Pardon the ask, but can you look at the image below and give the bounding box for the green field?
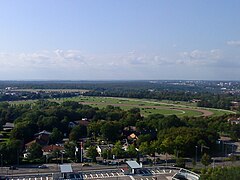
[53,96,235,117]
[9,96,236,117]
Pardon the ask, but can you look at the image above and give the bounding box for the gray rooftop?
[60,164,73,173]
[126,161,142,169]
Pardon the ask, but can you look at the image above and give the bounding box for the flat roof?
[126,161,142,169]
[60,164,73,173]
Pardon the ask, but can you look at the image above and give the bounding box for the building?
[42,144,64,156]
[125,161,142,174]
[228,117,240,125]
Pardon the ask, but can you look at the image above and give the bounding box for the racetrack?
[80,102,213,117]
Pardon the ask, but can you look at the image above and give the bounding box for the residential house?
[25,130,51,150]
[228,117,240,125]
[42,144,64,156]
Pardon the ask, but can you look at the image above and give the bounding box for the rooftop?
[126,161,142,169]
[60,164,73,173]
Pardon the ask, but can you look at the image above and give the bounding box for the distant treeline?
[0,80,229,92]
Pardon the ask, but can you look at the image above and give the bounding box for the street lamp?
[195,146,198,163]
[0,154,2,175]
[212,158,216,169]
[0,154,3,167]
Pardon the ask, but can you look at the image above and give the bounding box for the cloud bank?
[0,48,238,80]
[227,40,240,46]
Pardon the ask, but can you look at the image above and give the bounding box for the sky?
[0,0,240,81]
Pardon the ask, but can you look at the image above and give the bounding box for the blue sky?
[0,0,240,80]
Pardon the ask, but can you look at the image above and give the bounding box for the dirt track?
[80,102,214,117]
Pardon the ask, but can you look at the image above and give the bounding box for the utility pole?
[0,154,2,175]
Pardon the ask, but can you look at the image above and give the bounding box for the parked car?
[82,163,91,167]
[38,165,48,169]
[9,166,17,170]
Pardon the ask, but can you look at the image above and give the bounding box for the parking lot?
[80,169,126,179]
[5,167,179,180]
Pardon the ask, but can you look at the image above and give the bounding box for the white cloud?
[118,51,171,66]
[0,48,238,80]
[0,50,87,70]
[178,49,222,66]
[227,40,240,46]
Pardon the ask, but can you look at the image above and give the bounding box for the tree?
[86,146,98,162]
[100,122,121,142]
[87,121,102,138]
[37,116,58,131]
[50,128,63,144]
[112,141,125,158]
[28,143,43,160]
[137,134,152,145]
[102,149,112,159]
[0,139,22,165]
[127,144,138,158]
[201,166,240,180]
[69,125,87,141]
[176,157,185,168]
[10,121,38,143]
[64,141,76,159]
[158,115,185,130]
[201,153,211,167]
[139,142,150,156]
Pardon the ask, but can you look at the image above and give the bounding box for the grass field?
[53,96,235,117]
[9,96,236,117]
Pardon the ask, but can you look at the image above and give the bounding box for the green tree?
[28,143,43,160]
[100,122,121,142]
[139,142,150,156]
[176,157,185,168]
[64,141,76,159]
[0,139,22,165]
[127,144,138,158]
[201,166,240,180]
[158,115,185,130]
[102,149,112,159]
[69,125,87,141]
[86,146,98,162]
[10,121,38,143]
[112,141,125,158]
[50,128,63,144]
[201,153,211,167]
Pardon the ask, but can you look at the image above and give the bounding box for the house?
[42,144,64,156]
[231,101,240,110]
[68,119,90,128]
[25,130,51,150]
[34,130,51,145]
[228,117,240,125]
[68,121,78,128]
[191,99,201,103]
[128,133,138,141]
[2,122,14,132]
[121,139,129,151]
